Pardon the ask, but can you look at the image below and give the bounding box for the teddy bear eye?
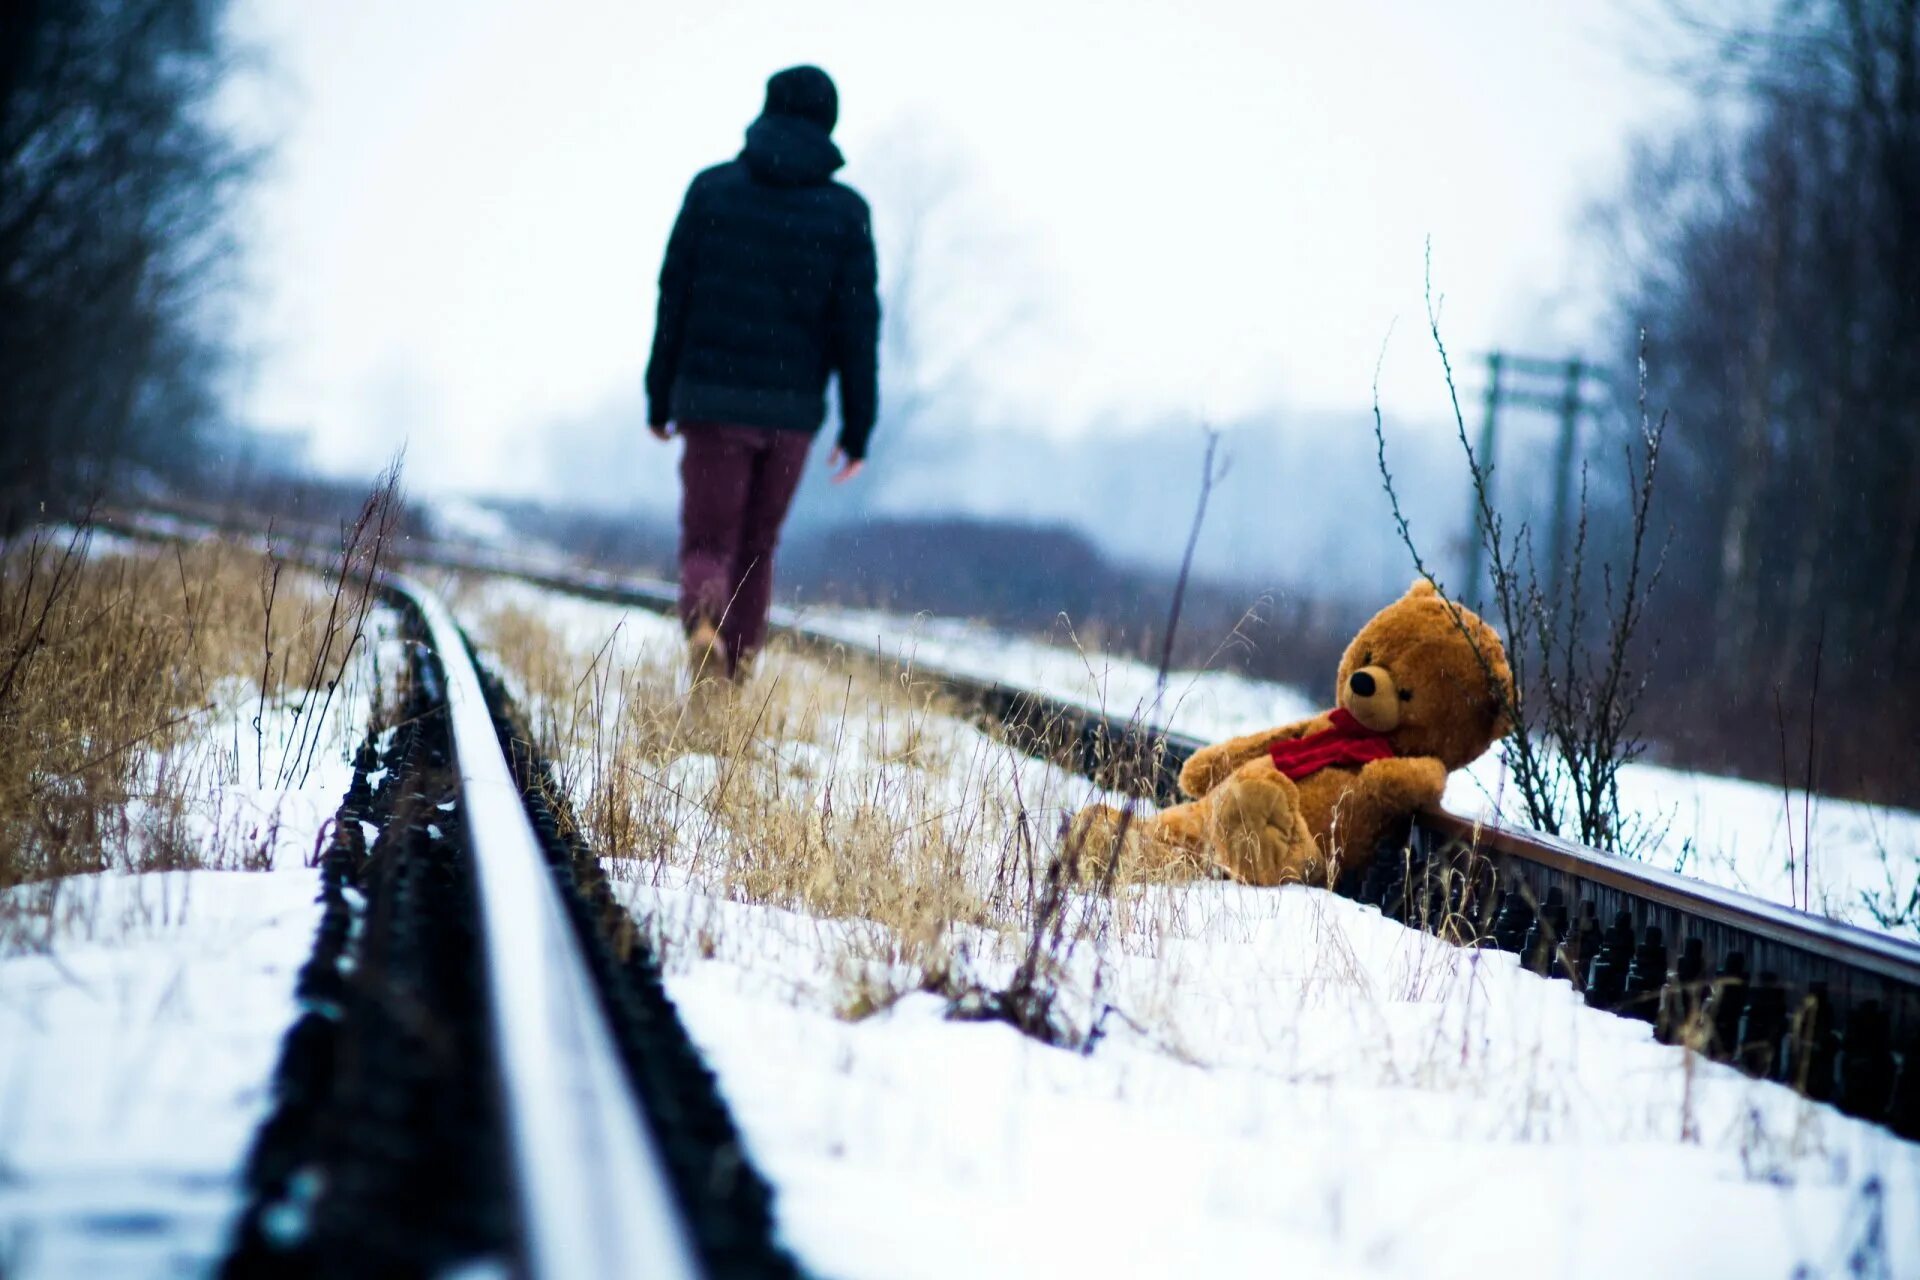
[1362,651,1374,666]
[1398,689,1414,702]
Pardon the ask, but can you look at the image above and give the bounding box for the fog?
[228,0,1687,599]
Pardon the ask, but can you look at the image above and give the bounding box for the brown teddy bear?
[1072,579,1514,886]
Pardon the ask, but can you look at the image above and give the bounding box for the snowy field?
[0,540,398,1278]
[464,578,1920,1280]
[0,868,329,1274]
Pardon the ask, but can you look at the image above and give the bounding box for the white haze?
[227,0,1687,594]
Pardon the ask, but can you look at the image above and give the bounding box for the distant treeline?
[0,0,249,529]
[1594,0,1920,803]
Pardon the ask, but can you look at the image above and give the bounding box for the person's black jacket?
[645,81,880,459]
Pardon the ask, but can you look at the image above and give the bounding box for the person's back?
[645,66,880,683]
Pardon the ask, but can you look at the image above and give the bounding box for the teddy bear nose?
[1349,671,1377,698]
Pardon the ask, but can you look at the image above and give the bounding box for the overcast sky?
[227,0,1690,494]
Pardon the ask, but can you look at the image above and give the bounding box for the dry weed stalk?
[1,493,399,948]
[465,586,1188,1042]
[1374,253,1671,857]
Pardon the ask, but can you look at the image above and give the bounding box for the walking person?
[645,64,880,685]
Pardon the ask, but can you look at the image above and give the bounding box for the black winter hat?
[763,65,838,133]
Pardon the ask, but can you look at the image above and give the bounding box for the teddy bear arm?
[1177,715,1327,798]
[1358,755,1449,810]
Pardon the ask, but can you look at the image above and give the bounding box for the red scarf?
[1267,708,1395,781]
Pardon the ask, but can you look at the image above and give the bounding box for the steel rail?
[101,507,1920,1132]
[104,507,1920,981]
[1421,808,1920,987]
[396,575,702,1280]
[376,535,1915,975]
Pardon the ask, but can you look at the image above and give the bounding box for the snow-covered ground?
[0,868,326,1275]
[798,603,1920,943]
[427,493,527,551]
[0,549,397,1278]
[795,603,1322,745]
[465,581,1920,1280]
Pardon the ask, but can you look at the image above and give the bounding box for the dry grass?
[0,515,392,949]
[461,587,1163,1033]
[463,582,1846,1167]
[462,587,1534,1073]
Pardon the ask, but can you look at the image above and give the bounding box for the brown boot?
[686,617,728,685]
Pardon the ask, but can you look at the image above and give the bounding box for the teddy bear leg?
[1204,759,1322,886]
[1065,802,1210,883]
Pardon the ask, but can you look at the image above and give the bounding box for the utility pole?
[1464,352,1606,598]
[1465,352,1503,592]
[1548,358,1584,591]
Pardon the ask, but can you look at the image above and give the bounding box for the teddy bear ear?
[1408,577,1440,599]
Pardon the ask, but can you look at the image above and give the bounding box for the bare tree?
[848,123,1039,450]
[1375,256,1671,856]
[1601,0,1920,801]
[0,0,255,526]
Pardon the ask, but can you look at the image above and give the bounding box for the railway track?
[104,509,1920,1178]
[221,572,797,1278]
[298,518,1920,1143]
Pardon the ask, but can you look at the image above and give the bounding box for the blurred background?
[4,0,1916,801]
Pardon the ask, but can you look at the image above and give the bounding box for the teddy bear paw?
[1064,804,1133,883]
[1065,804,1209,885]
[1206,774,1320,886]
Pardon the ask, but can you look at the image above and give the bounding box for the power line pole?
[1548,357,1584,592]
[1463,352,1605,598]
[1465,352,1503,592]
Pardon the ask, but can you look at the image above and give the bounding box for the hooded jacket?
[645,67,881,459]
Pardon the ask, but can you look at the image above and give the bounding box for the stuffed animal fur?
[1071,579,1514,886]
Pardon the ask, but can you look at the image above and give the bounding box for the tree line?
[1,0,249,529]
[1600,0,1920,801]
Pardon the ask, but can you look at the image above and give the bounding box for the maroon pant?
[677,422,812,669]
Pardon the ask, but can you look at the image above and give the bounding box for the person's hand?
[827,447,864,484]
[649,421,675,442]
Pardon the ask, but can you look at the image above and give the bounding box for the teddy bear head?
[1334,578,1515,769]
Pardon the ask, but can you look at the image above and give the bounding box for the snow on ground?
[0,559,400,1278]
[427,493,523,550]
[672,894,1912,1280]
[465,579,1920,1280]
[0,868,325,1275]
[794,603,1321,741]
[797,602,1920,943]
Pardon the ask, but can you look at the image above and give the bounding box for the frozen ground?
[0,564,397,1278]
[467,580,1920,1280]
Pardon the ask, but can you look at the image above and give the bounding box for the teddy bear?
[1071,579,1514,887]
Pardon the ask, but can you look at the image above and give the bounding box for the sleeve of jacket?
[829,196,881,460]
[644,179,703,428]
